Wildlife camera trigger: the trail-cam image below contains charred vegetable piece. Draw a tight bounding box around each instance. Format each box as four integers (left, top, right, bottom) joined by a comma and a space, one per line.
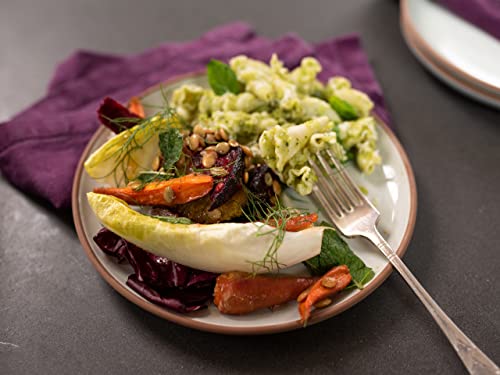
214, 271, 318, 315
298, 265, 352, 324
247, 164, 278, 203
93, 228, 217, 313
210, 146, 245, 209
270, 213, 319, 232
93, 174, 213, 206
175, 189, 247, 224
97, 97, 142, 134
128, 96, 145, 118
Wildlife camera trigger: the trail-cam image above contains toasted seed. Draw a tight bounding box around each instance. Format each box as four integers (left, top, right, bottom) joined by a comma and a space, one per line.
202, 150, 217, 168
205, 128, 215, 134
264, 173, 273, 186
210, 167, 229, 177
314, 298, 332, 309
244, 171, 249, 184
196, 134, 205, 148
152, 155, 161, 171
207, 209, 222, 220
321, 277, 338, 289
193, 124, 206, 137
219, 128, 229, 141
163, 186, 175, 203
297, 287, 312, 303
272, 180, 282, 196
188, 134, 200, 151
127, 181, 141, 190
214, 129, 222, 141
241, 145, 253, 158
206, 133, 216, 144
228, 139, 239, 147
204, 146, 216, 152
245, 156, 252, 169
215, 142, 230, 155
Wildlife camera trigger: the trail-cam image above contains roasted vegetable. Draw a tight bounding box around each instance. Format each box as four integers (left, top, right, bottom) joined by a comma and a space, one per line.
298, 265, 352, 324
175, 189, 247, 224
93, 174, 213, 206
214, 272, 317, 315
98, 97, 142, 134
128, 96, 145, 118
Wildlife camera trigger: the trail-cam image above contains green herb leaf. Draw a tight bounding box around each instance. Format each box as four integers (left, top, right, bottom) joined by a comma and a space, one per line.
149, 215, 192, 225
303, 222, 374, 289
329, 95, 359, 121
207, 59, 243, 95
159, 128, 183, 171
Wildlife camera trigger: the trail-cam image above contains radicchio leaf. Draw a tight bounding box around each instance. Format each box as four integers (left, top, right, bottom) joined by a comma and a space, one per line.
97, 97, 141, 134
93, 228, 218, 313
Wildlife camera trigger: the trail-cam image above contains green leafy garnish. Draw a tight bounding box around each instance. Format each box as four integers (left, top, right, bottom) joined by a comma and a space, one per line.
329, 95, 359, 121
303, 222, 374, 289
159, 128, 183, 171
149, 215, 192, 225
207, 59, 243, 95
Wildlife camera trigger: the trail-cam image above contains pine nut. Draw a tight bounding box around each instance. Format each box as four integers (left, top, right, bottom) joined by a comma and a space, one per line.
297, 287, 312, 303
245, 156, 252, 169
193, 124, 206, 137
127, 181, 141, 190
219, 128, 229, 141
215, 142, 230, 155
202, 151, 217, 168
228, 139, 239, 147
163, 186, 175, 204
241, 145, 253, 158
206, 133, 216, 144
264, 173, 273, 186
314, 298, 332, 308
195, 134, 205, 148
321, 277, 337, 289
188, 134, 199, 151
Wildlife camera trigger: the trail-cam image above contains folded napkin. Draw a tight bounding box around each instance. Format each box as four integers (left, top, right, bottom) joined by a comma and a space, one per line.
0, 22, 390, 210
437, 0, 500, 41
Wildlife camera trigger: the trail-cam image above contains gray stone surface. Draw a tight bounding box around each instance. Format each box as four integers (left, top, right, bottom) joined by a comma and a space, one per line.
1, 0, 499, 374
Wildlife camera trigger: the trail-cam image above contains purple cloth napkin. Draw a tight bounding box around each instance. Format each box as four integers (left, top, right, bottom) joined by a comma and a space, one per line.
437, 0, 500, 41
0, 22, 390, 210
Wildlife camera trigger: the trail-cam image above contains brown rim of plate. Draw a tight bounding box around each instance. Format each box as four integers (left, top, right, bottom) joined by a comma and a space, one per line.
400, 12, 500, 103
72, 72, 418, 335
400, 0, 500, 95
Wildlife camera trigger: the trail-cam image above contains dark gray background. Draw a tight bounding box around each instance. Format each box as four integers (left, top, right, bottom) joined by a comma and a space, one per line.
1, 0, 499, 374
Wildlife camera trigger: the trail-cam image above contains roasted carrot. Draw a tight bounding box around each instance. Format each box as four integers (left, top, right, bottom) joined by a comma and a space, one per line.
128, 97, 145, 118
284, 213, 318, 232
214, 272, 318, 315
298, 265, 352, 324
93, 174, 213, 206
268, 213, 318, 232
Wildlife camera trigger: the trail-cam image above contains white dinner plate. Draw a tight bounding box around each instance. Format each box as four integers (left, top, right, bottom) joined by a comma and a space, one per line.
73, 73, 417, 335
400, 9, 500, 110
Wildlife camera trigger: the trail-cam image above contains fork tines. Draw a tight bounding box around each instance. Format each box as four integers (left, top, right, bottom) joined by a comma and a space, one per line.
308, 150, 367, 218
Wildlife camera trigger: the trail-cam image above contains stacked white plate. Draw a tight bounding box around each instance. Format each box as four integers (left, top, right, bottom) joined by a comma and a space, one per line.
400, 0, 500, 109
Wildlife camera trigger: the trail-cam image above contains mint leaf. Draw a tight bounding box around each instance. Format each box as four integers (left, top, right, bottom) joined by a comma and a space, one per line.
159, 128, 183, 171
329, 95, 359, 121
303, 222, 374, 289
207, 59, 243, 95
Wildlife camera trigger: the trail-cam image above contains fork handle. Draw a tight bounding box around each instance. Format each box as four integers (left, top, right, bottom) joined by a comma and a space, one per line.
365, 229, 500, 375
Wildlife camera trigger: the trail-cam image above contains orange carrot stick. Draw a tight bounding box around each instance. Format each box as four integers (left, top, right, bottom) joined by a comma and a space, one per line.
128, 97, 145, 118
268, 213, 318, 232
283, 213, 318, 232
93, 174, 213, 206
298, 265, 352, 324
214, 272, 318, 315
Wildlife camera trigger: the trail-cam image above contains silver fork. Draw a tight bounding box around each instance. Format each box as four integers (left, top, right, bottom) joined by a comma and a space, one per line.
309, 150, 499, 375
